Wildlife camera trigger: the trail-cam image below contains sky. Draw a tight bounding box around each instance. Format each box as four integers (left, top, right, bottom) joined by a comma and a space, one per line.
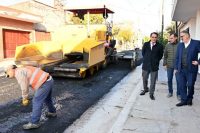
0, 0, 173, 36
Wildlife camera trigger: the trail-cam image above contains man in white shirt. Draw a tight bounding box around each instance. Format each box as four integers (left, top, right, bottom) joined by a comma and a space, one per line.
175, 30, 200, 106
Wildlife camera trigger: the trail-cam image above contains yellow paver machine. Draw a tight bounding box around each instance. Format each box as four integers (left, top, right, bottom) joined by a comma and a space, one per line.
15, 5, 116, 78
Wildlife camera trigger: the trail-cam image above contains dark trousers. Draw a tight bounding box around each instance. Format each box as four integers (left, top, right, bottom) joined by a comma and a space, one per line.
178, 68, 197, 102
167, 68, 180, 96
142, 70, 158, 95
31, 79, 56, 124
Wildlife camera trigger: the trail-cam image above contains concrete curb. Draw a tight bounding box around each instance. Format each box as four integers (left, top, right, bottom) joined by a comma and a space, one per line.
108, 79, 142, 133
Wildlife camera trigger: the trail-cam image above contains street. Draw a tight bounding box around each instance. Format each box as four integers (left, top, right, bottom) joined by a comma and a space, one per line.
1, 59, 200, 133
0, 60, 132, 133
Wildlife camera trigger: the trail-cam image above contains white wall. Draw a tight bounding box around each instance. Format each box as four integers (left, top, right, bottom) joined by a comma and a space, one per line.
181, 18, 196, 39
195, 9, 200, 40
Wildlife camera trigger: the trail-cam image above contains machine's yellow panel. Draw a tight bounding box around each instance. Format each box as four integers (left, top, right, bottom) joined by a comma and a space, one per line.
96, 31, 106, 41
88, 43, 105, 66
14, 25, 107, 69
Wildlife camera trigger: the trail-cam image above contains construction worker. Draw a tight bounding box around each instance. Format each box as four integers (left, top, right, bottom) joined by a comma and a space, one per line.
5, 65, 57, 130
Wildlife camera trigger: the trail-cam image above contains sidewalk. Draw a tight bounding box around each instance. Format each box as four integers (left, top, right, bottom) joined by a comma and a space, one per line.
64, 64, 200, 133
121, 68, 200, 133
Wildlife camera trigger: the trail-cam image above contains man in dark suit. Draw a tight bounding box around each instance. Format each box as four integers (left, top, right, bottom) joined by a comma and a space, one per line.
175, 30, 200, 106
140, 32, 163, 100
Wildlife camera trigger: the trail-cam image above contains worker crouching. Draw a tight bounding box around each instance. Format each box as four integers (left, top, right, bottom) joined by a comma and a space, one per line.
5, 65, 57, 130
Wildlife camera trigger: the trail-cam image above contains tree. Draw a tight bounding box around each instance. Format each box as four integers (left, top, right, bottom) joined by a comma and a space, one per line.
142, 36, 150, 44
71, 17, 82, 24
82, 14, 104, 24
117, 28, 133, 43
159, 21, 177, 47
165, 22, 176, 34
158, 31, 168, 47
112, 26, 120, 37
71, 14, 104, 24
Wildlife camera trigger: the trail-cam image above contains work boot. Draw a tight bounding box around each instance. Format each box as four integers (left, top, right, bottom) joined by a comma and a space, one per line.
45, 112, 57, 118
23, 122, 40, 130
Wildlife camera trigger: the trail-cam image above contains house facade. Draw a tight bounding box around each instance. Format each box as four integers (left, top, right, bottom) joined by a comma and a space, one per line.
172, 0, 200, 40
10, 0, 65, 32
0, 0, 66, 60
0, 5, 42, 59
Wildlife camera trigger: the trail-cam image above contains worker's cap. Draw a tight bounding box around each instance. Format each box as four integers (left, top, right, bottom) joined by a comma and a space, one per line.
6, 65, 17, 71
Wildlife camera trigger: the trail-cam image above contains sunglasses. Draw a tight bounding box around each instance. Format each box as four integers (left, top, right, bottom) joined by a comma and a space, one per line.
180, 35, 186, 38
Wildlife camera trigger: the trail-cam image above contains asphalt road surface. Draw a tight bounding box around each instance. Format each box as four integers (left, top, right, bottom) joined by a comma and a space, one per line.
0, 60, 135, 133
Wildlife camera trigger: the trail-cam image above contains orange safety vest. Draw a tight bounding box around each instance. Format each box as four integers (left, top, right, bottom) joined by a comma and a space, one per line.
26, 66, 49, 90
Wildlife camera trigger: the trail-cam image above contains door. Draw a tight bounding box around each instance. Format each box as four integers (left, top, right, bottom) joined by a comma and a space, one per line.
3, 29, 30, 58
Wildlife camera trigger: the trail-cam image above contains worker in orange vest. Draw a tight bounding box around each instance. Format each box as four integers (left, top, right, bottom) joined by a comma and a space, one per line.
5, 65, 57, 130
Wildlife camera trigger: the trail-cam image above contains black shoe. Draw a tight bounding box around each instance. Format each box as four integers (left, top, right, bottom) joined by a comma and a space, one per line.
176, 102, 187, 107
150, 94, 155, 100
140, 90, 146, 95
140, 90, 148, 95
187, 100, 193, 106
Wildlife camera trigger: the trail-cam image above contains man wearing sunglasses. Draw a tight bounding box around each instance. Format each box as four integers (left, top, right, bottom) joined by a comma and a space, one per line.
5, 65, 57, 129
175, 30, 200, 106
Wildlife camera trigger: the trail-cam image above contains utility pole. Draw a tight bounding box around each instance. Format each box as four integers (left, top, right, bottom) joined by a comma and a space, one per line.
175, 21, 178, 34
161, 0, 164, 43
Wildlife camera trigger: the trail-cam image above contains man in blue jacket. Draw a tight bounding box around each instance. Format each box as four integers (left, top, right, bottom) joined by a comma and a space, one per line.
175, 30, 200, 106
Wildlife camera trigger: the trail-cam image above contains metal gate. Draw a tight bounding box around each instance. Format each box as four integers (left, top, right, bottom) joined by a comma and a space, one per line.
3, 29, 30, 58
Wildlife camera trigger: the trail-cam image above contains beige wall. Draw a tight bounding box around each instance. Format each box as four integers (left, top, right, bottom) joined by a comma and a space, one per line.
11, 1, 65, 32
0, 17, 34, 60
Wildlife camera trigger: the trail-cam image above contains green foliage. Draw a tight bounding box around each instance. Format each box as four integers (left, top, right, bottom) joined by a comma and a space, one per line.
112, 26, 120, 37
165, 22, 176, 34
83, 14, 104, 24
117, 28, 133, 43
158, 32, 168, 47
142, 36, 150, 44
71, 17, 82, 24
71, 14, 104, 24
